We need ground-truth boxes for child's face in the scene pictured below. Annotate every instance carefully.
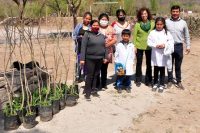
[122,34,130,42]
[156,21,164,31]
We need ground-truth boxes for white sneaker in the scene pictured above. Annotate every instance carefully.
[152,84,158,92]
[158,85,165,93]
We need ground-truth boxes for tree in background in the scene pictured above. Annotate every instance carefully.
[150,0,159,14]
[66,0,82,28]
[12,0,28,20]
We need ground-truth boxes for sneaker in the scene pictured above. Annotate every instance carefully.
[158,85,165,93]
[92,92,100,97]
[101,86,108,91]
[167,82,173,89]
[84,95,91,101]
[117,88,122,93]
[126,87,131,93]
[152,84,158,92]
[135,82,141,87]
[176,82,185,90]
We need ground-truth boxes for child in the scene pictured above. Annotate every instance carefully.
[115,29,135,93]
[147,17,174,93]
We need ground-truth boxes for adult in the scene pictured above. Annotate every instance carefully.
[133,7,154,87]
[80,20,108,100]
[111,9,131,44]
[96,13,117,90]
[166,5,190,89]
[72,12,92,82]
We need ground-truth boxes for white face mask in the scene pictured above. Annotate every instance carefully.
[100,20,109,27]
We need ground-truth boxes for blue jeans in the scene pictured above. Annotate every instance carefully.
[116,75,131,88]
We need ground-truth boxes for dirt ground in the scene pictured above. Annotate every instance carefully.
[0,25,200,133]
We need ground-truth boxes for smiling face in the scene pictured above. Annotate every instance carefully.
[141,10,148,22]
[83,14,92,26]
[122,34,130,43]
[171,9,180,20]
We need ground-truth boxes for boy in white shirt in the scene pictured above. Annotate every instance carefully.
[115,29,135,93]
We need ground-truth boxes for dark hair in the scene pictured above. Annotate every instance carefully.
[90,19,99,26]
[171,5,181,11]
[136,7,152,22]
[154,17,167,34]
[98,13,109,21]
[121,29,131,36]
[83,12,92,19]
[116,9,126,17]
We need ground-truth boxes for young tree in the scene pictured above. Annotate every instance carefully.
[12,0,28,20]
[66,0,82,28]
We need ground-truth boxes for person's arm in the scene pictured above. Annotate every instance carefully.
[72,24,81,40]
[80,32,89,65]
[184,21,190,54]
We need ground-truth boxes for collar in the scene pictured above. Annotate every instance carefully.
[120,40,131,45]
[170,17,181,21]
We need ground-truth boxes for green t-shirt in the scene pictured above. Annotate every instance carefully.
[133,20,155,50]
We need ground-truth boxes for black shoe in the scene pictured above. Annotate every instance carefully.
[145,82,152,88]
[92,92,100,97]
[176,82,185,90]
[117,88,122,93]
[101,86,108,91]
[84,95,91,101]
[167,82,173,89]
[135,82,141,87]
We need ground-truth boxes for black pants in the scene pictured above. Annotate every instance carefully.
[135,49,152,84]
[168,43,183,83]
[96,63,109,88]
[85,58,103,96]
[154,66,165,86]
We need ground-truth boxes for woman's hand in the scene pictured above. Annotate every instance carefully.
[156,44,165,49]
[103,59,108,64]
[80,61,85,66]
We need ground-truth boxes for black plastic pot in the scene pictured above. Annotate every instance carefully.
[29,105,39,116]
[65,95,77,106]
[16,108,26,124]
[23,113,38,129]
[4,114,20,131]
[52,99,60,115]
[39,104,53,122]
[59,97,66,110]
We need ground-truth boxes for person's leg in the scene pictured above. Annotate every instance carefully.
[124,76,132,93]
[91,59,103,93]
[174,44,184,89]
[101,63,109,88]
[116,76,124,93]
[152,66,159,91]
[167,52,175,88]
[85,59,96,98]
[160,67,165,86]
[135,49,144,86]
[158,66,165,93]
[145,49,152,86]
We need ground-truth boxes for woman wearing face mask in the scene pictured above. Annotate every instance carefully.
[96,13,117,90]
[72,12,92,82]
[133,7,154,87]
[111,9,131,44]
[80,20,108,100]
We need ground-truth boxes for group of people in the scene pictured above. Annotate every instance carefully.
[72,5,190,100]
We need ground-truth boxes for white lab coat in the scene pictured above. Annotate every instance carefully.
[147,29,174,69]
[115,42,135,75]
